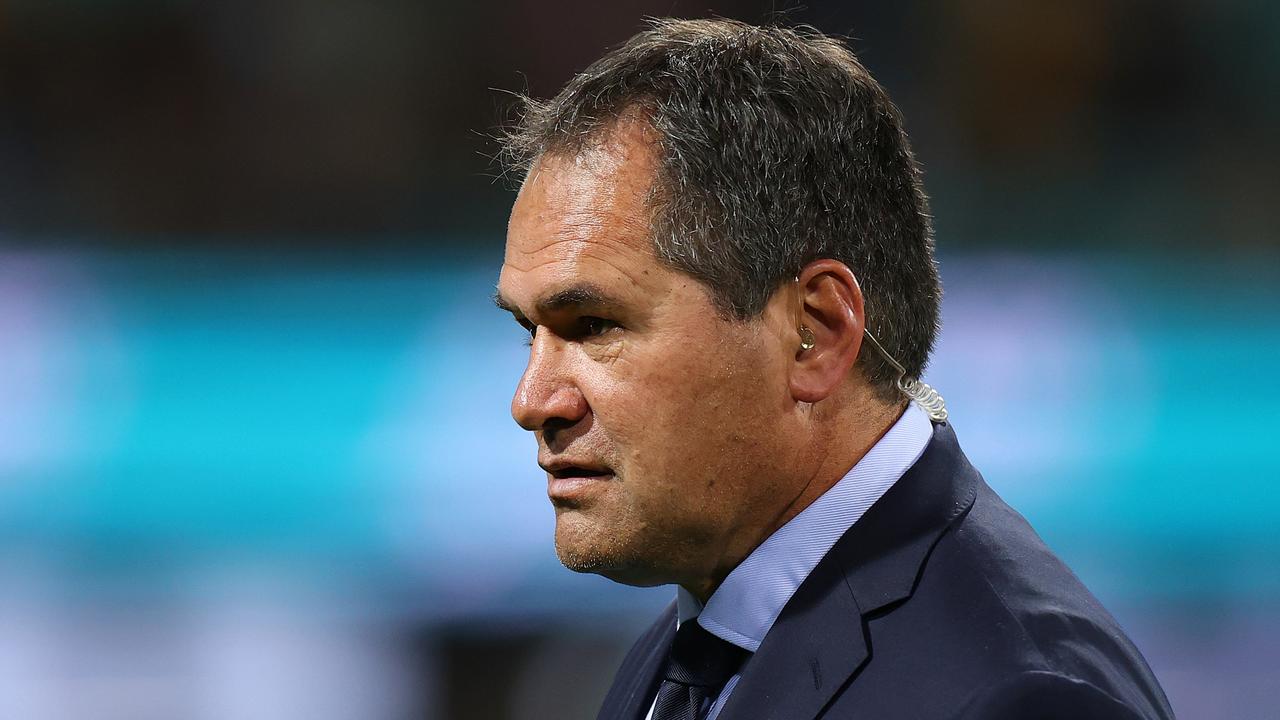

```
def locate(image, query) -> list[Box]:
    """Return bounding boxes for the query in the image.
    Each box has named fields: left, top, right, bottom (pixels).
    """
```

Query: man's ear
left=789, top=259, right=865, bottom=403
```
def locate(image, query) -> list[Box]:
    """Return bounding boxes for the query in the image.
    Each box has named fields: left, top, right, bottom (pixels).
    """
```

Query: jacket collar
left=682, top=403, right=934, bottom=653
left=715, top=421, right=980, bottom=720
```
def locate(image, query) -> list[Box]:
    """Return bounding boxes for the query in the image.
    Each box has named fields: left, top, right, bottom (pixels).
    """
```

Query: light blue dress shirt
left=645, top=402, right=934, bottom=720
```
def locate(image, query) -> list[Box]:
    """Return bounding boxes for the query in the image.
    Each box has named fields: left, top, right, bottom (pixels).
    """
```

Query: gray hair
left=502, top=18, right=941, bottom=401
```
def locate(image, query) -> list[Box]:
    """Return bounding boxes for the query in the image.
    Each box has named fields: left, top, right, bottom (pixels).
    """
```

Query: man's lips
left=540, top=461, right=614, bottom=504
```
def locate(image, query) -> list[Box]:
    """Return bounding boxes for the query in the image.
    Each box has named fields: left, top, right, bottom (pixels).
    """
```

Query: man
left=494, top=18, right=1175, bottom=720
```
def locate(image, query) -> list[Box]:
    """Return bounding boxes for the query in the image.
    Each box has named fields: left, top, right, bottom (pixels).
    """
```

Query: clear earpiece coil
left=863, top=330, right=949, bottom=422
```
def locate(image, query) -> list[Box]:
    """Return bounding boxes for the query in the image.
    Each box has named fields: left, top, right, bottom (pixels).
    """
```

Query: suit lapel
left=716, top=422, right=979, bottom=720
left=596, top=602, right=677, bottom=720
left=715, top=545, right=869, bottom=720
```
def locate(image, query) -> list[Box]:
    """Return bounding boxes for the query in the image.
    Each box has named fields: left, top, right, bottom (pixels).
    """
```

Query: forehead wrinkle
left=505, top=217, right=657, bottom=278
left=503, top=249, right=655, bottom=315
left=520, top=199, right=653, bottom=252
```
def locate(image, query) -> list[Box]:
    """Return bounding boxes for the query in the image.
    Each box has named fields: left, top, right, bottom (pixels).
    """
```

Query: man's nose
left=511, top=336, right=589, bottom=432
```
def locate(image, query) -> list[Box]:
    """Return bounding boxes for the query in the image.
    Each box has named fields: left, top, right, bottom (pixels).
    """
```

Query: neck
left=681, top=394, right=908, bottom=604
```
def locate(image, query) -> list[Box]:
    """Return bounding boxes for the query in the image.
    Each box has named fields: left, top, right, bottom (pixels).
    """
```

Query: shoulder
left=955, top=670, right=1145, bottom=720
left=917, top=480, right=1174, bottom=718
left=940, top=480, right=1137, bottom=669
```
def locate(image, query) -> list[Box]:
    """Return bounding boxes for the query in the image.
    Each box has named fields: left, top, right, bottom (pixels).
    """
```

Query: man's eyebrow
left=492, top=283, right=621, bottom=318
left=538, top=284, right=621, bottom=314
left=492, top=290, right=520, bottom=316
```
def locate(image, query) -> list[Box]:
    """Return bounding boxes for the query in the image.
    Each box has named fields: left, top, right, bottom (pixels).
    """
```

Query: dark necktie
left=650, top=620, right=749, bottom=720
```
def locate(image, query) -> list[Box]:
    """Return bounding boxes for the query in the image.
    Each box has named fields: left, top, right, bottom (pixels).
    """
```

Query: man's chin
left=554, top=529, right=668, bottom=587
left=560, top=558, right=670, bottom=588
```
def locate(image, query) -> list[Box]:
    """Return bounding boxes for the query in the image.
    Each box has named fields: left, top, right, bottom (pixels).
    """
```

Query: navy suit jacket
left=596, top=422, right=1175, bottom=719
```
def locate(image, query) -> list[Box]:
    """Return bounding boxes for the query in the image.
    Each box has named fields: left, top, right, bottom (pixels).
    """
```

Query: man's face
left=496, top=122, right=801, bottom=589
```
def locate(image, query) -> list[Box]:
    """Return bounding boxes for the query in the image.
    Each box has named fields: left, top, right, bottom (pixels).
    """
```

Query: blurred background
left=1, top=1, right=1277, bottom=718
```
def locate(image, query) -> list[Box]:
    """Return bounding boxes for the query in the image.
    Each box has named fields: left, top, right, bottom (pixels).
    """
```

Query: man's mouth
left=541, top=462, right=614, bottom=505
left=547, top=466, right=611, bottom=479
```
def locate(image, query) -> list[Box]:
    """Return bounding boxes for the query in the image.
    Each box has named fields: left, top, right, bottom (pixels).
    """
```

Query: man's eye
left=581, top=317, right=618, bottom=337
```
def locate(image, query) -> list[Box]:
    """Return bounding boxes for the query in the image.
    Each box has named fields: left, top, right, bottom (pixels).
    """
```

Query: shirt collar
left=677, top=402, right=934, bottom=651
